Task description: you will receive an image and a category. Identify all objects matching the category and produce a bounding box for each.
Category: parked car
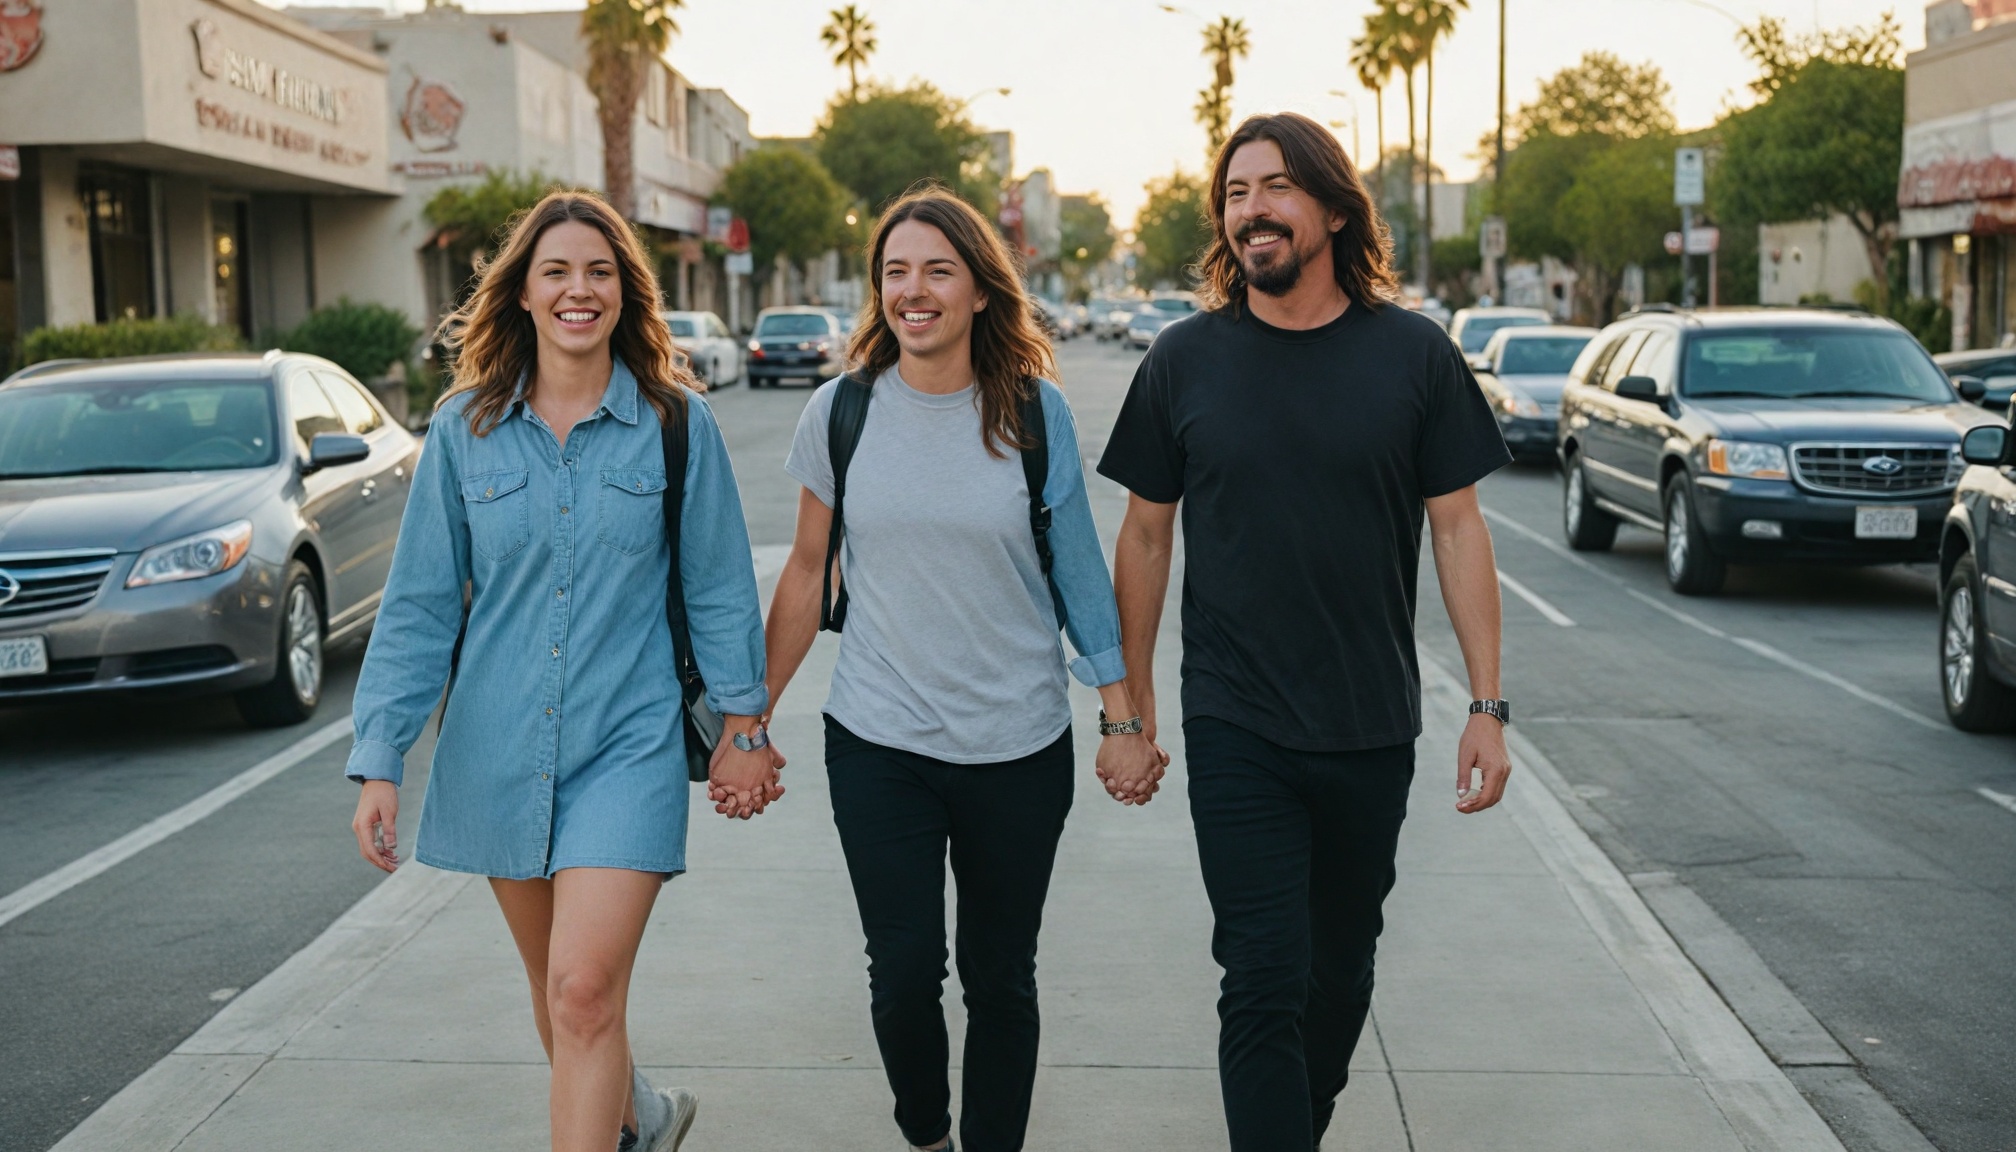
[746,307,846,387]
[1094,299,1141,342]
[1124,295,1200,349]
[1936,347,2016,412]
[1450,305,1552,359]
[0,351,419,724]
[662,310,743,388]
[1556,307,2000,595]
[1938,414,2016,730]
[1471,325,1599,463]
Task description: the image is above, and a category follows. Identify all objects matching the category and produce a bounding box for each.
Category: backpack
[819,373,1066,634]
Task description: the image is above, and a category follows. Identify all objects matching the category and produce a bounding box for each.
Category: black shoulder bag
[819,376,1066,633]
[662,398,724,782]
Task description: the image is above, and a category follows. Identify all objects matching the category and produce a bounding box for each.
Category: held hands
[1455,711,1512,813]
[351,780,401,872]
[708,723,785,820]
[1096,730,1169,805]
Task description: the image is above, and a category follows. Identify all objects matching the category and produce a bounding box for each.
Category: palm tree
[1349,11,1399,198]
[1407,0,1468,287]
[1196,15,1251,157]
[821,5,877,103]
[582,0,681,220]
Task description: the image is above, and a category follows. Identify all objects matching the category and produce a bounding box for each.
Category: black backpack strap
[820,374,872,633]
[661,397,701,704]
[1020,383,1068,631]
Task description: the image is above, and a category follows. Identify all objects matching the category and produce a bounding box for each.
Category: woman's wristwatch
[1098,711,1144,736]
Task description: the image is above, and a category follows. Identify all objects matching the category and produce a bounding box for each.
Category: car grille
[0,549,118,620]
[1788,444,1960,497]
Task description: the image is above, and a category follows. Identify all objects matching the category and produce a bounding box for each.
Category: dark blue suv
[1940,415,2016,730]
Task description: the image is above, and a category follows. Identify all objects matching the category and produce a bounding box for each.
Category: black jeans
[825,716,1075,1152]
[1184,716,1415,1152]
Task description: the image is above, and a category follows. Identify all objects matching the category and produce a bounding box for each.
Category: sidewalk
[55,626,1847,1152]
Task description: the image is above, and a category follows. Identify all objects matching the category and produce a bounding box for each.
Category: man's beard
[1237,222,1306,296]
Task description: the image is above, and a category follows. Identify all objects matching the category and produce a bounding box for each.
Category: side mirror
[1953,374,1987,403]
[1961,425,2009,466]
[306,432,370,472]
[1615,375,1661,404]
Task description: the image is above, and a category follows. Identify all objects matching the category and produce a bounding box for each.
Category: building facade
[0,0,395,364]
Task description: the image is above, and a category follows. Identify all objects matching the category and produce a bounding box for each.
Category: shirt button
[556,588,565,597]
[545,707,554,715]
[561,506,569,514]
[540,772,549,780]
[484,487,494,498]
[552,647,560,657]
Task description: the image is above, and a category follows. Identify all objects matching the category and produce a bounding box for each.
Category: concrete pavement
[51,606,1846,1151]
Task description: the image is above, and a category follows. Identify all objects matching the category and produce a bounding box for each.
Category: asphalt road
[4,333,2010,1152]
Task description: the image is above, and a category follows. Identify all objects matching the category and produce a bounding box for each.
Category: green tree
[1736,11,1902,98]
[1349,9,1401,193]
[1402,0,1468,285]
[1196,15,1251,159]
[717,144,849,285]
[820,5,876,103]
[423,169,574,266]
[582,0,680,220]
[1060,195,1115,297]
[1718,59,1903,307]
[816,82,993,214]
[1558,135,1675,322]
[1511,51,1674,140]
[1134,171,1212,290]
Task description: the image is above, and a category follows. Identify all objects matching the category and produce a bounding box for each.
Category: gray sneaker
[631,1067,697,1152]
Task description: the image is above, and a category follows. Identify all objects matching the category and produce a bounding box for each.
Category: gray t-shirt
[785,368,1071,763]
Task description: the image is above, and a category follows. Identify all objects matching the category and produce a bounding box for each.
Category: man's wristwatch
[1469,699,1511,725]
[731,724,771,752]
[1098,710,1144,736]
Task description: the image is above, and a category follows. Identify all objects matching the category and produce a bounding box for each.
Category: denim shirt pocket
[596,468,668,555]
[462,468,530,561]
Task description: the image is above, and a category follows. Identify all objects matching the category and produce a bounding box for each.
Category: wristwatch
[731,724,771,752]
[1098,710,1144,736]
[1469,699,1512,725]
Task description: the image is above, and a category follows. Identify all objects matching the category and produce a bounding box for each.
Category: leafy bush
[1887,296,1951,354]
[22,314,244,366]
[273,299,423,382]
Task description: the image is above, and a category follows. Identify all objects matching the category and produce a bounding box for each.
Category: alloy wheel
[1666,489,1689,581]
[286,582,323,704]
[1565,467,1584,535]
[1944,586,1976,708]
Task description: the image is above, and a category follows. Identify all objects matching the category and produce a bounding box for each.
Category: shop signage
[393,159,487,177]
[0,145,18,180]
[400,72,465,153]
[196,97,369,166]
[192,18,348,125]
[1900,155,2016,209]
[0,0,43,72]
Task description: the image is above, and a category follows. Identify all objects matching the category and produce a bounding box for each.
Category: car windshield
[756,315,829,337]
[1151,298,1195,313]
[0,377,278,479]
[1460,315,1547,353]
[666,318,698,338]
[1499,336,1591,375]
[1683,330,1955,403]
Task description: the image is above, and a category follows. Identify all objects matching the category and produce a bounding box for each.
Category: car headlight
[1497,389,1544,418]
[746,338,762,353]
[126,521,253,588]
[1705,439,1789,480]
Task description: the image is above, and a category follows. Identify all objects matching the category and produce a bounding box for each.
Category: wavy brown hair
[848,186,1057,457]
[1198,112,1401,314]
[435,191,693,436]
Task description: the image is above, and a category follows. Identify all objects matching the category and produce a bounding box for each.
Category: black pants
[1184,716,1415,1152]
[825,717,1075,1152]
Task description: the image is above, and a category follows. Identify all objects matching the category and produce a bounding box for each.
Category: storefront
[1900,9,2016,350]
[0,0,391,364]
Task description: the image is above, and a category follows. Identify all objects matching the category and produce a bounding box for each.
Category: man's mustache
[1234,220,1294,243]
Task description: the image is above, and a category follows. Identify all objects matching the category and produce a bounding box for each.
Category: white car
[662,311,743,388]
[1470,325,1598,462]
[1449,305,1553,362]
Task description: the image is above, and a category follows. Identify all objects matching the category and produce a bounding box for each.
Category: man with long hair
[1099,112,1514,1149]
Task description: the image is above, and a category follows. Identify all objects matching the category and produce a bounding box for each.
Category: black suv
[1939,416,2016,730]
[1557,307,2000,595]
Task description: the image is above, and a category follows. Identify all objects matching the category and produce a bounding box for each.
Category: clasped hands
[1095,730,1169,806]
[708,725,785,820]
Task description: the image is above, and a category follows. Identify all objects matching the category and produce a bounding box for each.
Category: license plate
[1855,506,1918,539]
[0,636,49,678]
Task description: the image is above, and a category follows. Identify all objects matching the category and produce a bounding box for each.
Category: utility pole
[1494,0,1507,299]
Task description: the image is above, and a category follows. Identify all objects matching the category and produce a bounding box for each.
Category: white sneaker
[630,1068,697,1152]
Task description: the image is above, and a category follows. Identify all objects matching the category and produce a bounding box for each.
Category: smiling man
[1099,112,1515,1150]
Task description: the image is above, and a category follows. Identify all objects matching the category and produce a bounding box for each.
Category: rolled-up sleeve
[680,395,770,717]
[347,418,473,785]
[1039,382,1127,688]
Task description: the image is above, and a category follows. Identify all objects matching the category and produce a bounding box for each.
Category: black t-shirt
[1097,301,1509,751]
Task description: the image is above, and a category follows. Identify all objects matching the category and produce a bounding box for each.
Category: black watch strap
[1469,699,1511,724]
[1098,710,1144,736]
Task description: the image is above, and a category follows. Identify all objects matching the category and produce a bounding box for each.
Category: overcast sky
[289,0,1927,229]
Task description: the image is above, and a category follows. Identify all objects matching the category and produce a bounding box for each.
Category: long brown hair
[1197,112,1401,314]
[436,191,693,436]
[848,186,1057,457]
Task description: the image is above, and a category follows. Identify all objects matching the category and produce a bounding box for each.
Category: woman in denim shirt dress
[346,193,778,1152]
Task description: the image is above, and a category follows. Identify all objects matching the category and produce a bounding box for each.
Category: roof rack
[0,358,89,385]
[1623,303,1682,316]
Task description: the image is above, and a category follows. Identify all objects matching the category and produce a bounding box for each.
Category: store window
[80,169,154,323]
[212,198,251,338]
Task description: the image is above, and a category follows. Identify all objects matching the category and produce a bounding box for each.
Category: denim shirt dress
[346,361,767,879]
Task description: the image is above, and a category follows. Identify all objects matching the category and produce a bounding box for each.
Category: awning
[1899,96,2016,237]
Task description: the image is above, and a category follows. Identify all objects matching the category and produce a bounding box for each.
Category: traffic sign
[1480,216,1507,260]
[1674,147,1705,206]
[706,206,732,244]
[724,251,753,276]
[725,217,750,254]
[1665,227,1720,256]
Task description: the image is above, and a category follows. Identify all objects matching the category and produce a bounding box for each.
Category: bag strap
[661,396,701,701]
[1019,384,1068,631]
[819,373,873,632]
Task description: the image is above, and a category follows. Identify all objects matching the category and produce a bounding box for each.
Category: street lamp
[960,86,1012,108]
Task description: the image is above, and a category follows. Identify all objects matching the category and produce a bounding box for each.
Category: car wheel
[1562,452,1618,552]
[236,561,324,728]
[1663,477,1726,596]
[1941,555,2016,731]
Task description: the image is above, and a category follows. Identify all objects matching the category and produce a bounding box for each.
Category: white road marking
[0,717,353,930]
[1481,505,1947,731]
[1498,569,1577,627]
[1978,787,2016,815]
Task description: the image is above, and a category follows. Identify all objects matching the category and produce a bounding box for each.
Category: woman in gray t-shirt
[761,189,1165,1152]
